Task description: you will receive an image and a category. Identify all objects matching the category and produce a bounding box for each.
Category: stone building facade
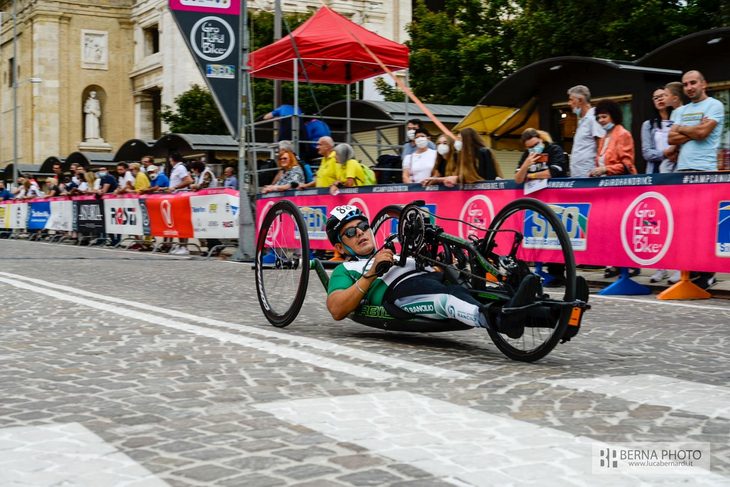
[0,0,411,169]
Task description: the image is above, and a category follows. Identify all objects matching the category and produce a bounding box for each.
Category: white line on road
[0,423,168,486]
[255,391,725,486]
[0,276,395,381]
[548,374,730,420]
[0,272,470,380]
[593,294,730,311]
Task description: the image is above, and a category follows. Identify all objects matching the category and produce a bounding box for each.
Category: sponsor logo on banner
[346,198,370,220]
[206,64,235,79]
[192,206,206,213]
[161,200,175,228]
[190,16,235,62]
[299,206,327,240]
[0,206,7,228]
[209,204,218,213]
[189,193,238,238]
[105,199,144,234]
[146,196,193,237]
[458,195,494,240]
[620,192,674,265]
[28,202,51,230]
[181,0,233,10]
[524,203,591,251]
[47,201,73,231]
[716,201,730,257]
[111,207,138,226]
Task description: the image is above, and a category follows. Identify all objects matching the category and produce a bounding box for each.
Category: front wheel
[255,200,310,328]
[483,198,576,362]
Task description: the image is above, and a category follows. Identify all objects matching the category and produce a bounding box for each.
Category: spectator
[45,177,60,197]
[166,152,193,193]
[141,165,169,193]
[114,163,135,195]
[52,163,63,178]
[590,99,639,279]
[589,99,638,177]
[514,128,568,184]
[298,136,338,189]
[455,128,503,181]
[129,163,150,194]
[0,181,13,200]
[402,128,437,183]
[401,118,436,161]
[59,177,72,195]
[140,155,154,173]
[263,101,302,141]
[667,70,725,290]
[262,150,305,193]
[223,167,238,189]
[70,166,92,195]
[96,168,118,194]
[190,160,218,190]
[567,85,606,178]
[69,163,79,184]
[423,134,483,187]
[642,88,677,175]
[330,143,365,195]
[430,134,455,179]
[280,140,313,183]
[305,118,331,159]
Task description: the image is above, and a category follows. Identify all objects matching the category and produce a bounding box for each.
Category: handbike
[254,198,590,362]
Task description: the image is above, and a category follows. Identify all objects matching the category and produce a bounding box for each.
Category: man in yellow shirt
[130,163,150,193]
[298,136,338,189]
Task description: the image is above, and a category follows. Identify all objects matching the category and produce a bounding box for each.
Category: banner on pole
[169,0,241,138]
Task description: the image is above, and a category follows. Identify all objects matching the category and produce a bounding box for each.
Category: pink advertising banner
[256,173,730,274]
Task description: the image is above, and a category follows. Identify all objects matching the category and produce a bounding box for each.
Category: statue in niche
[84,91,102,140]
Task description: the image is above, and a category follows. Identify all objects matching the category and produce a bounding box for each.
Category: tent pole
[273,0,282,110]
[346,84,351,144]
[404,69,409,142]
[293,58,299,150]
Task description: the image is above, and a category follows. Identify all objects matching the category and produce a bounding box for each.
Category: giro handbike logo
[458,195,494,240]
[190,16,235,62]
[620,192,674,266]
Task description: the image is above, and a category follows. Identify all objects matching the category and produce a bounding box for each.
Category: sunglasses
[341,221,370,239]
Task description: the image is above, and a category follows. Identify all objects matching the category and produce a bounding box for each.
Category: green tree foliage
[373,76,405,102]
[509,0,725,67]
[249,10,350,118]
[406,0,728,106]
[406,0,515,106]
[159,84,229,134]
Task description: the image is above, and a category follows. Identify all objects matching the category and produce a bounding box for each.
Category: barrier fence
[257,172,730,275]
[0,188,240,239]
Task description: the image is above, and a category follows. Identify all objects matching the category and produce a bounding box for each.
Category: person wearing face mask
[567,85,606,178]
[141,165,170,193]
[641,88,677,175]
[589,99,637,177]
[95,167,118,195]
[514,128,567,185]
[401,119,436,162]
[402,128,437,184]
[453,128,503,181]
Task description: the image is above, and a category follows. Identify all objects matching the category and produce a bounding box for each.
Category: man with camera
[514,128,568,184]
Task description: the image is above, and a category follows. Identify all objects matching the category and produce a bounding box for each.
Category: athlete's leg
[385,273,486,328]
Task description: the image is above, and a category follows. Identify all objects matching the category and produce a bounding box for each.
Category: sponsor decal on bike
[458,195,494,240]
[401,302,435,314]
[524,203,591,251]
[356,305,395,319]
[620,192,674,266]
[717,201,730,257]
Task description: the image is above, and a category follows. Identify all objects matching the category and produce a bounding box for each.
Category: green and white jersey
[327,257,428,305]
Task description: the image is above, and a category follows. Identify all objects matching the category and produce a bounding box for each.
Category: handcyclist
[325,205,543,338]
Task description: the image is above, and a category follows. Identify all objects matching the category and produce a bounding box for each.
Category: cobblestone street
[1,239,730,486]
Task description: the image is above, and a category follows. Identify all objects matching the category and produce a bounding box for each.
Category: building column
[31,13,63,165]
[134,92,154,140]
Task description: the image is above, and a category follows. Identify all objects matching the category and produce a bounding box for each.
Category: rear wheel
[255,200,310,328]
[483,198,576,362]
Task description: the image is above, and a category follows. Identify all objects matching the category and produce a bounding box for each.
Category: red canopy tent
[248,6,409,84]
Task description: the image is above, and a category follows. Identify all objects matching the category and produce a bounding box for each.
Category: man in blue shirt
[0,182,13,200]
[141,165,169,192]
[264,102,303,141]
[401,118,436,161]
[668,70,725,290]
[96,168,118,194]
[223,167,238,189]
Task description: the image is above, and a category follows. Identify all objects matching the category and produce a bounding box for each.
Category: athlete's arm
[326,250,393,321]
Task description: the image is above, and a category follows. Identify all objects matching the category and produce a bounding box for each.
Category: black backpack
[257,158,278,187]
[373,155,403,184]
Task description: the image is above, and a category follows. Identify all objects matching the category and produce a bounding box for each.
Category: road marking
[0,276,394,380]
[549,374,730,419]
[0,272,470,380]
[593,294,730,312]
[0,423,167,486]
[255,391,725,486]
